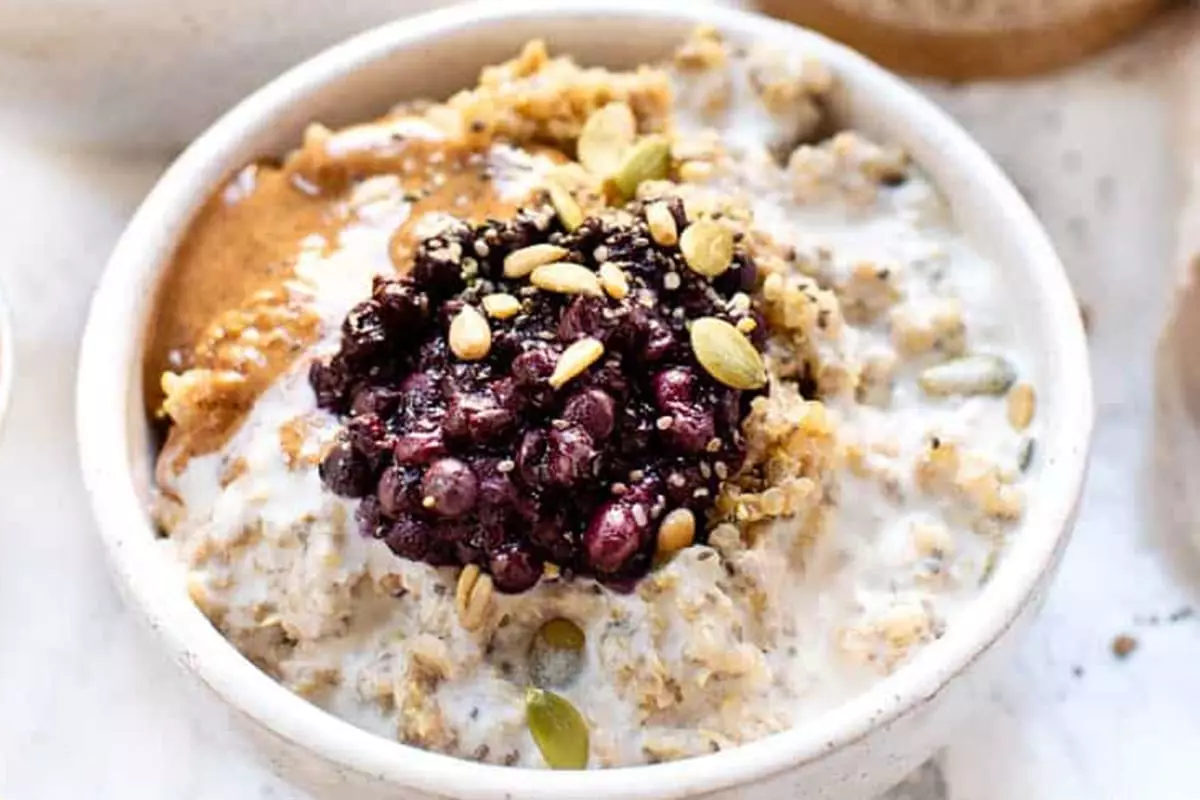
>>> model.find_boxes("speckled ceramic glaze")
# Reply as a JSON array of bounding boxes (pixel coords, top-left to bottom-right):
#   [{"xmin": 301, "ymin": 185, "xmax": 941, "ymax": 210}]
[{"xmin": 76, "ymin": 3, "xmax": 1093, "ymax": 798}]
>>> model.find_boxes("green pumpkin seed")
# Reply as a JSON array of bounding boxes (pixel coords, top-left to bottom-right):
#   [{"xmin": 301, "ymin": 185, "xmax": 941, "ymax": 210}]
[
  {"xmin": 918, "ymin": 355, "xmax": 1016, "ymax": 397},
  {"xmin": 608, "ymin": 135, "xmax": 671, "ymax": 200},
  {"xmin": 689, "ymin": 317, "xmax": 767, "ymax": 390},
  {"xmin": 680, "ymin": 219, "xmax": 733, "ymax": 278},
  {"xmin": 526, "ymin": 687, "xmax": 589, "ymax": 769},
  {"xmin": 529, "ymin": 618, "xmax": 586, "ymax": 689},
  {"xmin": 577, "ymin": 102, "xmax": 636, "ymax": 176},
  {"xmin": 538, "ymin": 618, "xmax": 585, "ymax": 650}
]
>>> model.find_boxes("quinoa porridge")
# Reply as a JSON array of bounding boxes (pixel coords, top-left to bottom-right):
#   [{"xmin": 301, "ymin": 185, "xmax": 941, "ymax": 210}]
[{"xmin": 150, "ymin": 28, "xmax": 1038, "ymax": 769}]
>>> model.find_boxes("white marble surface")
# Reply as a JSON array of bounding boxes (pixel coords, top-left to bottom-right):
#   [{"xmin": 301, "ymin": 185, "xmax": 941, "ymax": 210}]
[{"xmin": 2, "ymin": 19, "xmax": 1199, "ymax": 800}]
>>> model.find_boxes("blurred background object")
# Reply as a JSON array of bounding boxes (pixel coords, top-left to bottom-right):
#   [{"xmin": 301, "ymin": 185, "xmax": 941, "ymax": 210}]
[
  {"xmin": 0, "ymin": 0, "xmax": 454, "ymax": 150},
  {"xmin": 758, "ymin": 0, "xmax": 1170, "ymax": 79},
  {"xmin": 0, "ymin": 0, "xmax": 1168, "ymax": 151}
]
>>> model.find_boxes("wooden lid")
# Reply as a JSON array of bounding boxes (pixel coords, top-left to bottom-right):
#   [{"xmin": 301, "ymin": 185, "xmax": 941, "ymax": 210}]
[{"xmin": 758, "ymin": 0, "xmax": 1167, "ymax": 79}]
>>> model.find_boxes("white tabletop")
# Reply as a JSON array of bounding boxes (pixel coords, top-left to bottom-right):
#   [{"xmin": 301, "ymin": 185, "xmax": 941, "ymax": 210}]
[{"xmin": 1, "ymin": 22, "xmax": 1197, "ymax": 800}]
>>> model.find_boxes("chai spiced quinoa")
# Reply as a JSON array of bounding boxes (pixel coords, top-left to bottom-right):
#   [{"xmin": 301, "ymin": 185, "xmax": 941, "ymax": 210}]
[{"xmin": 150, "ymin": 29, "xmax": 1038, "ymax": 769}]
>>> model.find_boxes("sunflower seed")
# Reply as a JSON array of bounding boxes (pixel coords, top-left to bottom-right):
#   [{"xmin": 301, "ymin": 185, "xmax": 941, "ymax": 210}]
[
  {"xmin": 455, "ymin": 565, "xmax": 494, "ymax": 631},
  {"xmin": 481, "ymin": 293, "xmax": 522, "ymax": 319},
  {"xmin": 504, "ymin": 244, "xmax": 568, "ymax": 279},
  {"xmin": 598, "ymin": 262, "xmax": 630, "ymax": 300},
  {"xmin": 448, "ymin": 305, "xmax": 491, "ymax": 361},
  {"xmin": 646, "ymin": 201, "xmax": 679, "ymax": 246},
  {"xmin": 549, "ymin": 338, "xmax": 605, "ymax": 388},
  {"xmin": 531, "ymin": 263, "xmax": 603, "ymax": 297},
  {"xmin": 1007, "ymin": 382, "xmax": 1036, "ymax": 430},
  {"xmin": 656, "ymin": 508, "xmax": 696, "ymax": 556}
]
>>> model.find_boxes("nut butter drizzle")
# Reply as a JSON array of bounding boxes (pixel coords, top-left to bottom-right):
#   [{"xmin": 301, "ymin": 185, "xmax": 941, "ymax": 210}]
[{"xmin": 150, "ymin": 119, "xmax": 551, "ymax": 468}]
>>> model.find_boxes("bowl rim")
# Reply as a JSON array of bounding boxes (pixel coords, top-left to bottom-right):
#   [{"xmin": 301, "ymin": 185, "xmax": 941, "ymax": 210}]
[
  {"xmin": 0, "ymin": 277, "xmax": 14, "ymax": 440},
  {"xmin": 76, "ymin": 1, "xmax": 1094, "ymax": 797}
]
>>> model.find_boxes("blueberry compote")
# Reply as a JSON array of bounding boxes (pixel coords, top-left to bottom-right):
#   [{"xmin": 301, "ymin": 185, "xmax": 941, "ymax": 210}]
[{"xmin": 310, "ymin": 197, "xmax": 765, "ymax": 593}]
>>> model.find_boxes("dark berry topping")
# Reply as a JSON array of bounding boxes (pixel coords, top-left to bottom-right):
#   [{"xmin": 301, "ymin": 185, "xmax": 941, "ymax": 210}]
[{"xmin": 311, "ymin": 200, "xmax": 765, "ymax": 591}]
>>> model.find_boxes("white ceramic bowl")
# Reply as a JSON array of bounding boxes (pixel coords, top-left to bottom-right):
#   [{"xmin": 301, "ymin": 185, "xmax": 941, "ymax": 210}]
[
  {"xmin": 0, "ymin": 280, "xmax": 13, "ymax": 439},
  {"xmin": 77, "ymin": 2, "xmax": 1093, "ymax": 798}
]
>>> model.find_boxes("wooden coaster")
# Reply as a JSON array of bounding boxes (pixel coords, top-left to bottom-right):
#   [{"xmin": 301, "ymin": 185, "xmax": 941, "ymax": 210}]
[{"xmin": 758, "ymin": 0, "xmax": 1168, "ymax": 79}]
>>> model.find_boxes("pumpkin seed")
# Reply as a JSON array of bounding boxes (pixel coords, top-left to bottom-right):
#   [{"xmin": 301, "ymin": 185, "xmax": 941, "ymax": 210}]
[
  {"xmin": 529, "ymin": 618, "xmax": 586, "ymax": 689},
  {"xmin": 645, "ymin": 201, "xmax": 679, "ymax": 246},
  {"xmin": 919, "ymin": 355, "xmax": 1015, "ymax": 397},
  {"xmin": 448, "ymin": 305, "xmax": 491, "ymax": 361},
  {"xmin": 526, "ymin": 687, "xmax": 589, "ymax": 769},
  {"xmin": 656, "ymin": 508, "xmax": 696, "ymax": 556},
  {"xmin": 608, "ymin": 135, "xmax": 671, "ymax": 200},
  {"xmin": 549, "ymin": 338, "xmax": 605, "ymax": 389},
  {"xmin": 546, "ymin": 180, "xmax": 584, "ymax": 232},
  {"xmin": 689, "ymin": 317, "xmax": 767, "ymax": 390},
  {"xmin": 482, "ymin": 293, "xmax": 522, "ymax": 320},
  {"xmin": 504, "ymin": 244, "xmax": 568, "ymax": 279},
  {"xmin": 680, "ymin": 219, "xmax": 734, "ymax": 278},
  {"xmin": 598, "ymin": 262, "xmax": 630, "ymax": 300},
  {"xmin": 577, "ymin": 102, "xmax": 636, "ymax": 176},
  {"xmin": 539, "ymin": 618, "xmax": 585, "ymax": 651},
  {"xmin": 531, "ymin": 263, "xmax": 603, "ymax": 297}
]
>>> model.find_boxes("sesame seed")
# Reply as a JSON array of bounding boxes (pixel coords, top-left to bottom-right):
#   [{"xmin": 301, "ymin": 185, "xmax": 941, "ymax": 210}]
[
  {"xmin": 714, "ymin": 461, "xmax": 729, "ymax": 480},
  {"xmin": 663, "ymin": 273, "xmax": 681, "ymax": 291},
  {"xmin": 594, "ymin": 246, "xmax": 610, "ymax": 262},
  {"xmin": 497, "ymin": 459, "xmax": 515, "ymax": 473},
  {"xmin": 611, "ymin": 482, "xmax": 628, "ymax": 495},
  {"xmin": 629, "ymin": 470, "xmax": 645, "ymax": 482},
  {"xmin": 693, "ymin": 488, "xmax": 710, "ymax": 498},
  {"xmin": 700, "ymin": 462, "xmax": 712, "ymax": 478},
  {"xmin": 552, "ymin": 419, "xmax": 569, "ymax": 430},
  {"xmin": 632, "ymin": 504, "xmax": 649, "ymax": 527},
  {"xmin": 656, "ymin": 416, "xmax": 674, "ymax": 430},
  {"xmin": 474, "ymin": 240, "xmax": 490, "ymax": 257},
  {"xmin": 668, "ymin": 473, "xmax": 686, "ymax": 487}
]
